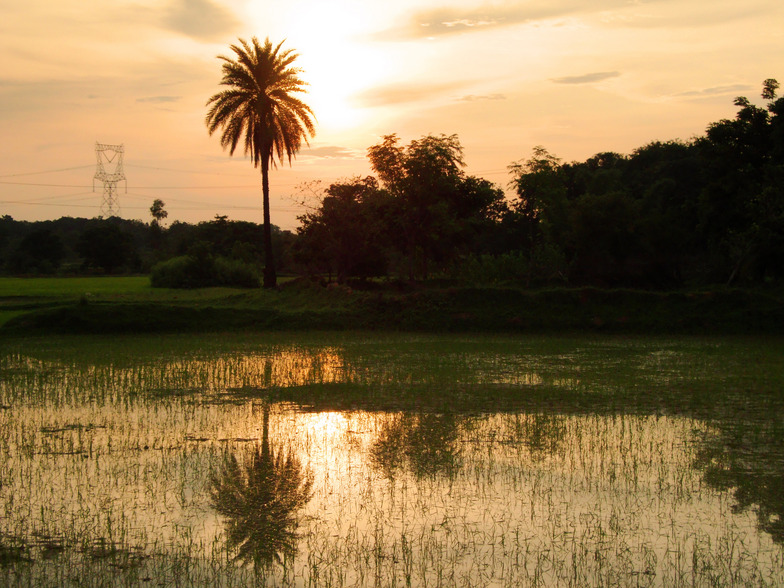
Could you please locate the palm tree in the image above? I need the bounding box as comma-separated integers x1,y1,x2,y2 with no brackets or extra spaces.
206,37,316,288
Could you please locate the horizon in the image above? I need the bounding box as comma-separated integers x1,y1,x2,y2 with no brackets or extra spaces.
1,0,782,231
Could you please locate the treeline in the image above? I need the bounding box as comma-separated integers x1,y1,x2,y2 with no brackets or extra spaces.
0,214,298,283
298,79,784,288
2,80,782,289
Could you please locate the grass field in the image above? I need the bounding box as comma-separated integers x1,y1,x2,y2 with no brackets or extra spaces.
0,276,256,300
0,277,258,328
2,275,783,335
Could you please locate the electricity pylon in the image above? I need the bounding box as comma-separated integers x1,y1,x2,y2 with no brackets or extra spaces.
93,142,126,218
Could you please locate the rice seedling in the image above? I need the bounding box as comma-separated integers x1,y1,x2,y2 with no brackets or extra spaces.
0,332,782,586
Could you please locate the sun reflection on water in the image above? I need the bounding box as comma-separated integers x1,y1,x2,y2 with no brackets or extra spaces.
1,335,783,585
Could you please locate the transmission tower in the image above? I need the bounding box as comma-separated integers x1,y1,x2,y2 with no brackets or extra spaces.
93,142,126,218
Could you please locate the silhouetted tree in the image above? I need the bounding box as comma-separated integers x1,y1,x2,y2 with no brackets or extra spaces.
296,176,390,282
8,228,64,274
697,79,783,283
149,199,168,228
506,146,569,283
368,133,505,279
206,37,316,288
76,222,137,273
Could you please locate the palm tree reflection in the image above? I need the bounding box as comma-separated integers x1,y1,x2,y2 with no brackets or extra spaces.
371,412,462,479
210,406,313,569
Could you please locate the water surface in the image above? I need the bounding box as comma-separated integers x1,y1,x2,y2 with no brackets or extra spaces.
1,332,783,586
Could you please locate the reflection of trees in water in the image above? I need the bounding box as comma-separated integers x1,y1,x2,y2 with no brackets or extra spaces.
513,413,567,459
210,406,313,569
371,412,462,479
696,420,784,545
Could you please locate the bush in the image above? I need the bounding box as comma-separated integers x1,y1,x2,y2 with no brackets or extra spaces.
447,252,530,284
150,255,260,289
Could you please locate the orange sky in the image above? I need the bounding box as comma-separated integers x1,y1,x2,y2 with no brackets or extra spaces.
1,0,782,230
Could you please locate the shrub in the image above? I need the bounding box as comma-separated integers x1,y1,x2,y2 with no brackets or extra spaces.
150,255,260,289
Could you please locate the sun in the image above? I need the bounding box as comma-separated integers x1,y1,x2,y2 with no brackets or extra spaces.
245,1,390,132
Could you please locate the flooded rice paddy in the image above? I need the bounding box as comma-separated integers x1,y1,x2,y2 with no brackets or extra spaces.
1,332,783,586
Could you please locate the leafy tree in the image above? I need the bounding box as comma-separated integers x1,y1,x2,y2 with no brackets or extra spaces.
149,199,168,228
206,37,316,288
296,176,390,282
368,133,504,279
504,147,570,283
148,199,168,253
507,146,568,249
697,79,782,283
8,228,64,274
76,222,137,273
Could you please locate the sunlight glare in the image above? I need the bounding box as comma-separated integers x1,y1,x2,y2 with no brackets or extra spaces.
246,0,390,132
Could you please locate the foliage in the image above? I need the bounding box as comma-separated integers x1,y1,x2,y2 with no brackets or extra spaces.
4,79,783,291
297,134,505,282
76,221,139,274
6,228,65,274
296,176,390,282
496,79,784,287
205,37,315,288
150,252,260,289
149,199,168,227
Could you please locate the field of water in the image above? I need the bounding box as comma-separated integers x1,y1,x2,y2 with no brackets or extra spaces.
1,332,783,587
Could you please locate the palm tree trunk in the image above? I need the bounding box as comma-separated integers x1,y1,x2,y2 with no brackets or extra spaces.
261,156,277,288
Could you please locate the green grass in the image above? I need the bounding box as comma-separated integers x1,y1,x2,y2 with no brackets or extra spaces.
0,276,256,301
0,276,152,297
2,276,784,335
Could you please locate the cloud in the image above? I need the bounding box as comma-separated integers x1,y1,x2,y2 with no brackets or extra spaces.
375,0,633,40
608,2,772,28
354,82,465,107
456,93,506,102
675,84,752,98
551,71,621,84
136,96,182,103
163,0,238,40
373,0,776,40
301,146,361,159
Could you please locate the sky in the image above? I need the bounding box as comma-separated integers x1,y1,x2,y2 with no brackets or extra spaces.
1,0,782,231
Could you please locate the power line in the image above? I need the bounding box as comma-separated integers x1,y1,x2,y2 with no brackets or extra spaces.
0,199,304,214
0,181,94,188
0,180,263,189
125,163,252,177
0,165,94,178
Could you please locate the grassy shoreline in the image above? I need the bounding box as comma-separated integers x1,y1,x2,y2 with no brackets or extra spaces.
1,276,783,336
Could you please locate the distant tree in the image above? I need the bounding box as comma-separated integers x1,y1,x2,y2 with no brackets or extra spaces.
8,228,64,274
0,215,14,265
505,147,570,283
175,215,263,263
150,199,168,228
148,199,168,253
77,222,136,273
206,37,316,288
